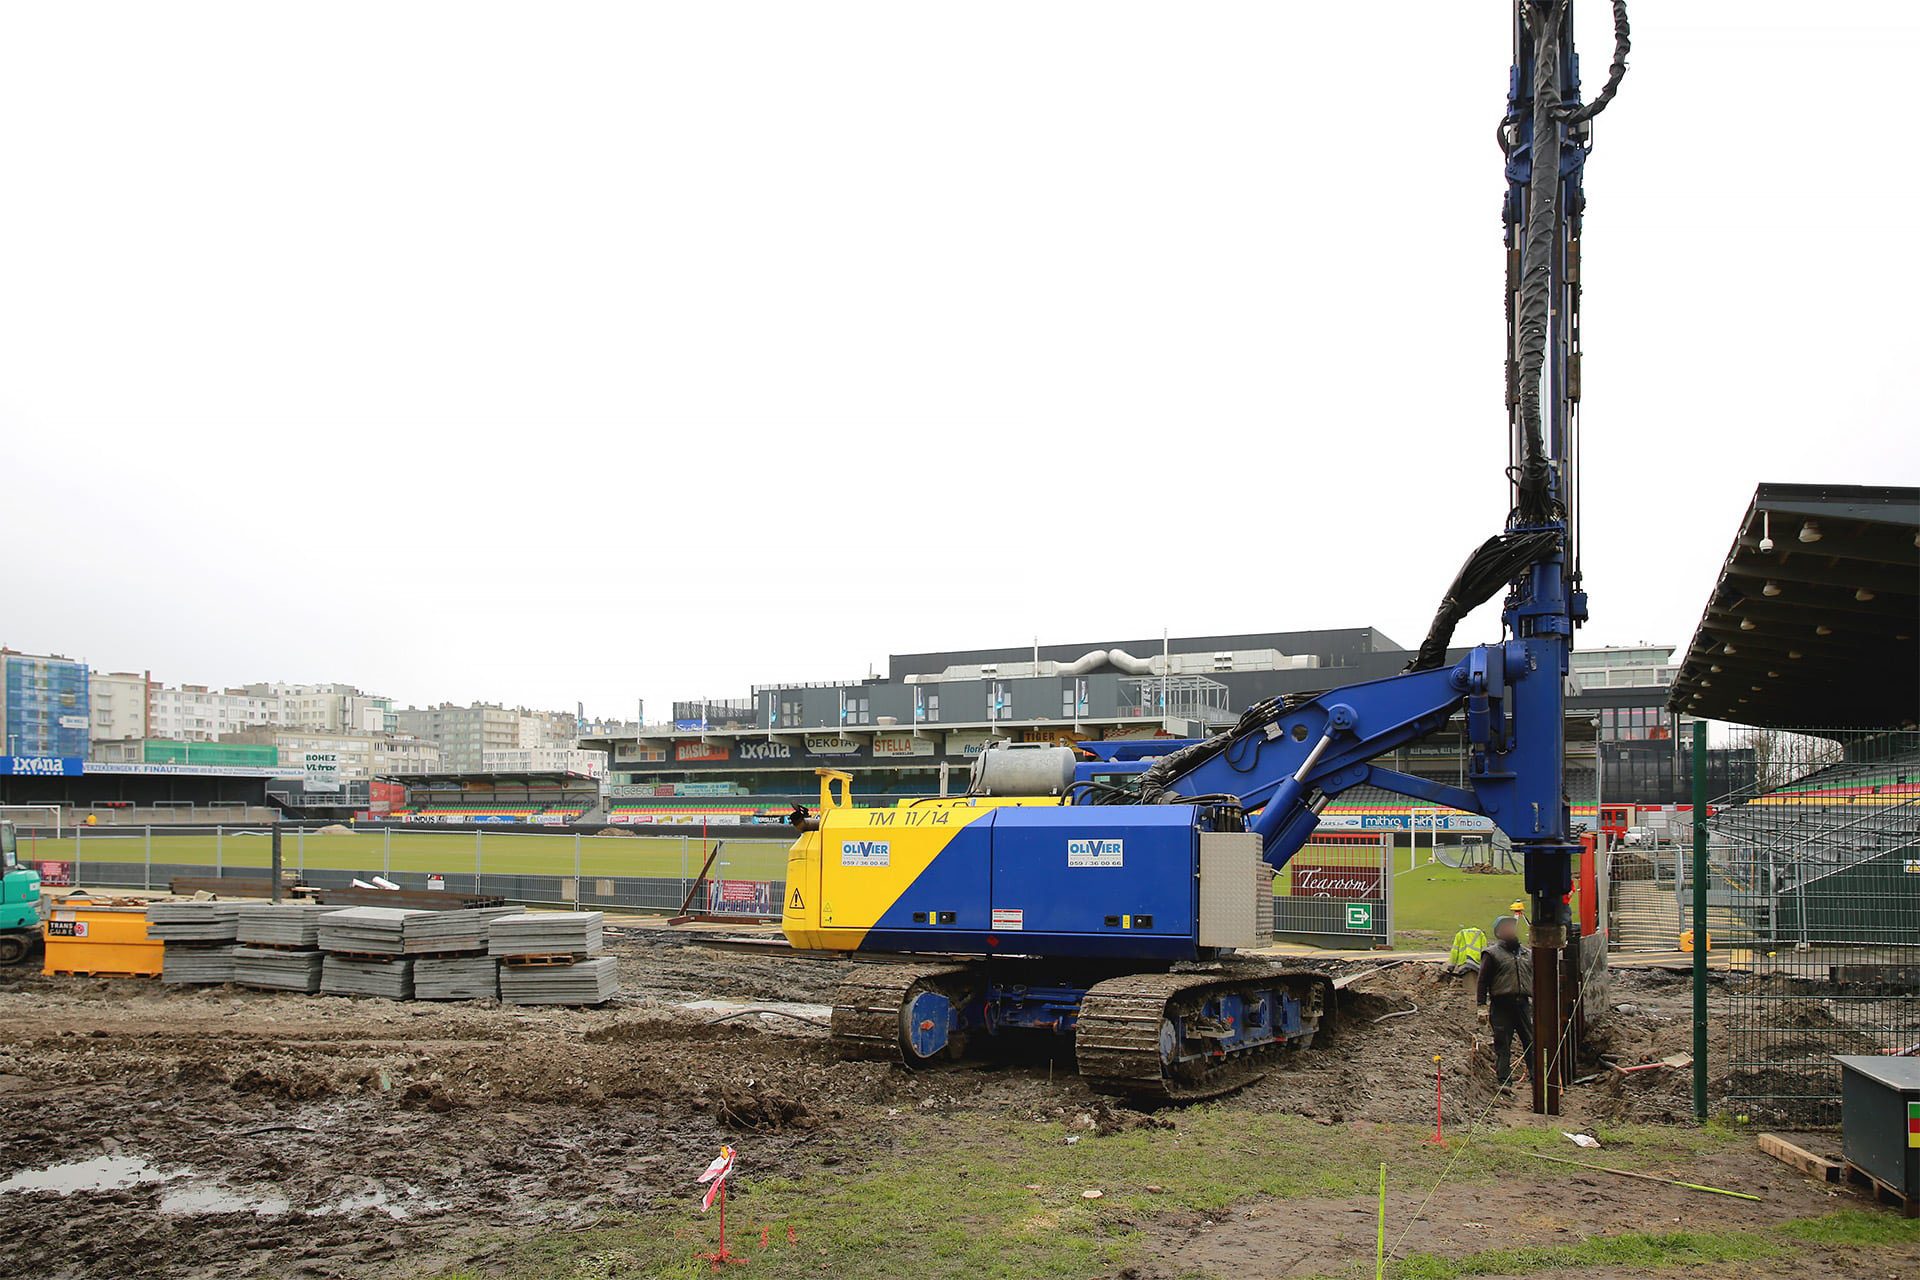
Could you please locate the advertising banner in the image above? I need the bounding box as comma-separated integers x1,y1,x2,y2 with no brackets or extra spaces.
675,741,730,763
705,879,777,916
736,740,795,763
805,735,860,756
0,756,84,777
303,752,342,793
614,742,666,763
872,734,935,758
1289,863,1385,900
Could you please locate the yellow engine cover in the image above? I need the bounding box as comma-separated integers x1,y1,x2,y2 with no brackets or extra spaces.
782,792,1059,952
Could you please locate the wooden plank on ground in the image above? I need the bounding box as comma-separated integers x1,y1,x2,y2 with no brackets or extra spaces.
1758,1133,1841,1183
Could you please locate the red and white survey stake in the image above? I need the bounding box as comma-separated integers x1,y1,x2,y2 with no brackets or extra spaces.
695,1144,745,1268
698,1145,736,1211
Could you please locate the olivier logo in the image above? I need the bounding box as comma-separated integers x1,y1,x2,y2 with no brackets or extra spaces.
840,839,891,867
1067,838,1124,868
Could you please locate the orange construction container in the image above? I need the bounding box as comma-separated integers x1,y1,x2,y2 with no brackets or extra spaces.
42,898,163,978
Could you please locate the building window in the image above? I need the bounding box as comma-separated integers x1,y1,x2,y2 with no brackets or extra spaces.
1062,687,1077,717
923,693,939,723
780,699,802,728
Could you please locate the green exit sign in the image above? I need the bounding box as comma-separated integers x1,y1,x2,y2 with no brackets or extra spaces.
1344,902,1375,931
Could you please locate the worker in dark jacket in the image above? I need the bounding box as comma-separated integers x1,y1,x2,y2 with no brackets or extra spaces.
1476,915,1533,1089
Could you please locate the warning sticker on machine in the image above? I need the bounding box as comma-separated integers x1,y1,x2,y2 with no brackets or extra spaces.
990,908,1024,931
839,839,890,867
1067,838,1124,868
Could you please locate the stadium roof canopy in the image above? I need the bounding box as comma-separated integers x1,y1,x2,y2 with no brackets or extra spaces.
377,770,598,787
1669,483,1919,731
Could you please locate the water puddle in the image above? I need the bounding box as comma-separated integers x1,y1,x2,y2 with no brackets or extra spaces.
0,1155,166,1195
681,998,831,1023
2,1156,439,1219
159,1183,293,1216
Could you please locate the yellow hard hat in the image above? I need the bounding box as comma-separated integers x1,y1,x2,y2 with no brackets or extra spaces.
1509,900,1525,915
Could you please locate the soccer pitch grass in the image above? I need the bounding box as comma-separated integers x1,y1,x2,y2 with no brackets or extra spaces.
31,829,1539,944
29,828,796,881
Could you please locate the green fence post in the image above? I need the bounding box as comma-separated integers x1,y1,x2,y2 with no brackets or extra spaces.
476,828,483,888
216,826,223,876
1691,720,1708,1122
384,827,392,880
574,832,583,901
297,828,305,877
144,825,152,892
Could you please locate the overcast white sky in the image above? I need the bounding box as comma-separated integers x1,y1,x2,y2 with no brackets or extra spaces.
2,2,1915,721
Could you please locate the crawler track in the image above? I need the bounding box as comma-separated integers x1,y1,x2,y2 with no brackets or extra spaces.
829,963,973,1063
1076,965,1334,1102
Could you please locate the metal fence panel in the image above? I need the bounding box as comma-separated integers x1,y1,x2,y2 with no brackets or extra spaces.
1271,834,1393,947
1708,727,1919,1127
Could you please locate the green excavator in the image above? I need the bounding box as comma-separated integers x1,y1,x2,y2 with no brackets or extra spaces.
0,822,44,966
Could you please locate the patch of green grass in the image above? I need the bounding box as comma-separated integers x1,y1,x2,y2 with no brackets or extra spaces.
1778,1208,1920,1247
433,1112,1760,1280
29,828,792,882
1382,1227,1783,1280
1374,1209,1920,1280
1385,861,1528,943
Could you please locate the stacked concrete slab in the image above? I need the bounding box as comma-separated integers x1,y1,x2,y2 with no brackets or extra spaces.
414,955,500,1000
322,954,415,999
234,947,326,993
236,903,345,948
498,956,618,1005
488,912,604,958
146,901,242,943
148,902,243,985
315,907,423,955
161,945,238,985
490,912,616,1006
404,907,517,955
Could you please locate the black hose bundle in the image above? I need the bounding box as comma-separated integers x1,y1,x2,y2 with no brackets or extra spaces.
1513,0,1629,525
1136,694,1304,805
1403,529,1562,673
1512,1,1565,525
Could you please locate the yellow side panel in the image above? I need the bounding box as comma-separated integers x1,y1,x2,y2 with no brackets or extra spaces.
782,797,1059,951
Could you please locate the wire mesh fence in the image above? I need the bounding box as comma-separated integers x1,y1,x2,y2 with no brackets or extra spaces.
1271,834,1393,947
1705,727,1920,1126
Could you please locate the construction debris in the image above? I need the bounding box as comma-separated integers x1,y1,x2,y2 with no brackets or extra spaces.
316,907,426,956
161,944,239,985
489,912,604,958
321,955,415,1000
1525,1151,1762,1201
499,955,618,1006
234,946,326,994
415,955,501,1001
235,903,346,948
146,901,243,943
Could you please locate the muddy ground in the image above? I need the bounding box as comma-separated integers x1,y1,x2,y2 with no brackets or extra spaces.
0,929,1885,1280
